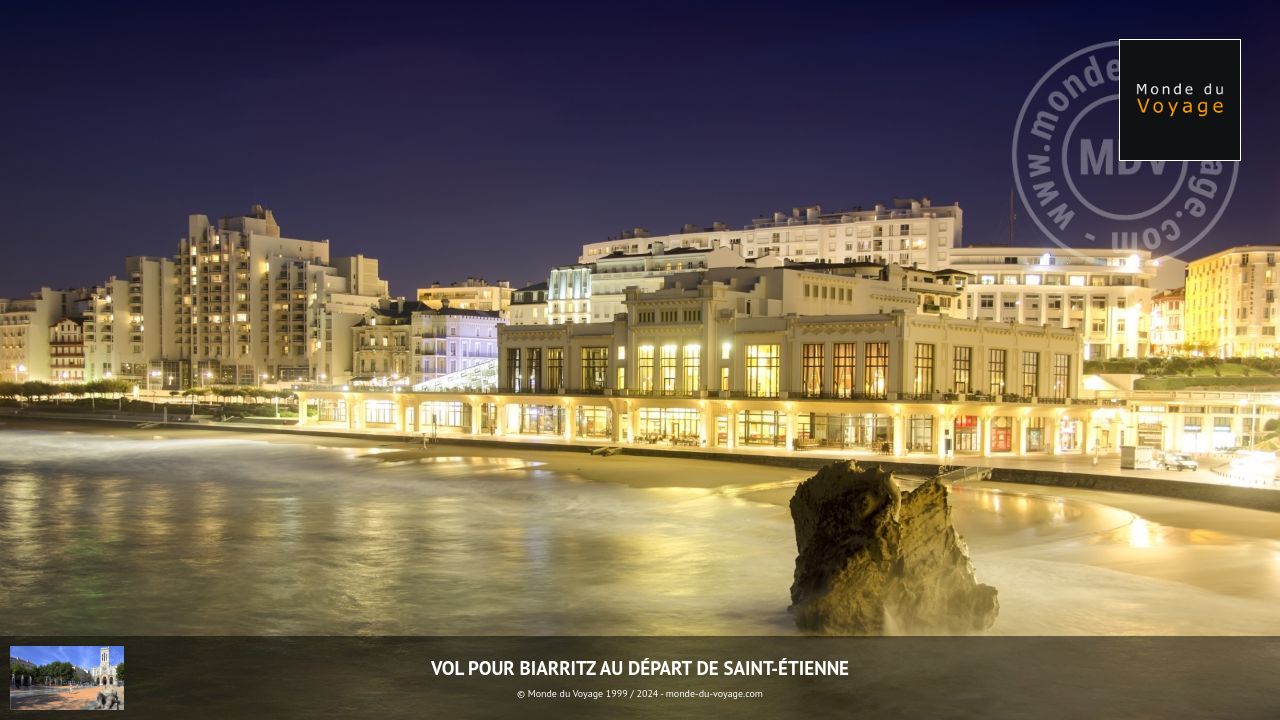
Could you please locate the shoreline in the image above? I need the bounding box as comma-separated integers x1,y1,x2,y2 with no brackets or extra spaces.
4,410,1280,510
5,414,1280,543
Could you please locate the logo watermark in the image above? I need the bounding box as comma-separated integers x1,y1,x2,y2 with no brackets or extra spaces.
1012,41,1237,258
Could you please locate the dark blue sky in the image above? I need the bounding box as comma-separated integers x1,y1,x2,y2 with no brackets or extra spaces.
1,1,1277,298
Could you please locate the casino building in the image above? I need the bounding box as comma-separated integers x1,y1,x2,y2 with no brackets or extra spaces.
299,267,1095,458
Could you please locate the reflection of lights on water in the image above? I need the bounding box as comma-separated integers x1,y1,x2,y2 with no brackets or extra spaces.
1127,517,1161,549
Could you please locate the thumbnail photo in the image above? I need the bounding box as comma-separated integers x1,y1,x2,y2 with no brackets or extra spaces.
9,646,124,711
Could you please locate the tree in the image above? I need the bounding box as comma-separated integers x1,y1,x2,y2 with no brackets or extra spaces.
1165,357,1190,376
19,381,57,402
115,662,124,683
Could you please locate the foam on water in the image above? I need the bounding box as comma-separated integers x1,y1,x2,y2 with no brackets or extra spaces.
1,429,1278,636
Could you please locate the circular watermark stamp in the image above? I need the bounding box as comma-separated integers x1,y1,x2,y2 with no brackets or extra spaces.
1012,41,1237,259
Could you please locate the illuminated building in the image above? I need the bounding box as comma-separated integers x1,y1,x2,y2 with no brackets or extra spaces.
351,298,500,386
948,247,1185,360
1185,245,1280,357
48,316,85,382
508,282,548,326
83,256,179,385
579,198,963,270
1149,288,1185,356
417,278,512,317
300,267,1087,458
0,288,89,382
176,205,389,385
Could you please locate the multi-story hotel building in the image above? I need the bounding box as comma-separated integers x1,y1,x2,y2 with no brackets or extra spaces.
579,198,963,270
417,278,512,318
82,256,179,385
573,199,1184,361
948,247,1186,360
1149,288,1186,357
1185,245,1280,357
0,288,87,382
176,206,389,386
351,298,500,386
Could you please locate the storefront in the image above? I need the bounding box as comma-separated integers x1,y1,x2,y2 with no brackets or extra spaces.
1057,417,1082,453
1026,417,1047,452
991,416,1013,453
479,403,497,434
1212,416,1235,451
954,415,979,453
419,401,470,432
510,404,564,435
364,400,396,427
638,408,701,444
317,398,347,423
737,410,785,447
1135,405,1166,449
907,415,934,453
796,413,892,451
575,405,613,439
1180,415,1204,453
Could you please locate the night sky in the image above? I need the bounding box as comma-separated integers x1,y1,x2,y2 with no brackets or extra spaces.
2,1,1277,299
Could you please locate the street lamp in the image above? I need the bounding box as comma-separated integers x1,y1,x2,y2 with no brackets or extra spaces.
148,370,162,409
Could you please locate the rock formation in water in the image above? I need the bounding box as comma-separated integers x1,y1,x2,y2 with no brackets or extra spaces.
789,461,998,635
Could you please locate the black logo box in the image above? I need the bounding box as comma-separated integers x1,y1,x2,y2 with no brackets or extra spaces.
1119,39,1241,162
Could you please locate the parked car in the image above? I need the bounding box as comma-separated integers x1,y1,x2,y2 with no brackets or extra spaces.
1161,453,1199,471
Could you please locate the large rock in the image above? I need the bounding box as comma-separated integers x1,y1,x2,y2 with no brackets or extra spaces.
789,461,998,634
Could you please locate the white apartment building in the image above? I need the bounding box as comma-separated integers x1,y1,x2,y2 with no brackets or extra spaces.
312,270,390,385
547,242,744,325
417,278,512,318
176,206,388,386
1185,246,1280,357
0,288,87,382
547,265,592,324
508,282,549,326
1149,288,1185,357
83,256,179,386
580,198,963,270
949,247,1186,360
352,298,500,386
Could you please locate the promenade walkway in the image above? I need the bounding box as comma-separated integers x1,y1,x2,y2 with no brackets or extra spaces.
5,406,1275,491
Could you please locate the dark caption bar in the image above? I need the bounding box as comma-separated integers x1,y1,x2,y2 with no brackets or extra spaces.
6,636,1279,719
